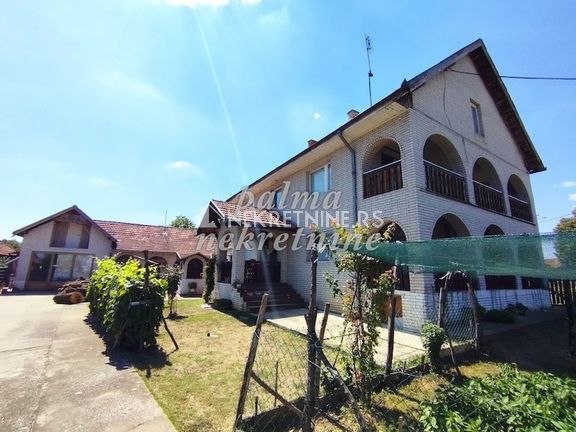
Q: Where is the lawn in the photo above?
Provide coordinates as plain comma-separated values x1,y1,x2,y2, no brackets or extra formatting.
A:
137,299,506,432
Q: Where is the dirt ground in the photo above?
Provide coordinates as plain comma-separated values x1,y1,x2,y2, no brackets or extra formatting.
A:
484,312,576,377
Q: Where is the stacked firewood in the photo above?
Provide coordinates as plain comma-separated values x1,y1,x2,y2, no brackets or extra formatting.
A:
53,280,89,304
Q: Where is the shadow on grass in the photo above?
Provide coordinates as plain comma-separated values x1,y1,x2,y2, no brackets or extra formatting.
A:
84,314,172,376
211,306,257,327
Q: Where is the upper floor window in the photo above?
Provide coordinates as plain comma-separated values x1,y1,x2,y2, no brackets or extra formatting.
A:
273,188,283,208
470,99,484,137
50,219,90,249
310,164,331,193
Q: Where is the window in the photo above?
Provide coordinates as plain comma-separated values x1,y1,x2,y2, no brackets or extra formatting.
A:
28,252,95,283
470,100,484,137
310,164,331,193
50,220,90,249
187,258,203,279
273,188,283,208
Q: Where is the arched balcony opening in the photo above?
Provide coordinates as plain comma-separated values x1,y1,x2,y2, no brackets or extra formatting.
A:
423,134,467,202
432,214,471,291
362,139,403,198
380,221,411,291
483,225,517,290
473,158,505,214
507,175,533,223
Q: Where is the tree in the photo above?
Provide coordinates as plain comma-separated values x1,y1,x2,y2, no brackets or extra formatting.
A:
170,215,196,229
0,239,21,252
554,209,576,266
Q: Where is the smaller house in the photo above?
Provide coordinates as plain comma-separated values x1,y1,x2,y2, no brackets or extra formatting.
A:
12,206,214,294
0,243,17,258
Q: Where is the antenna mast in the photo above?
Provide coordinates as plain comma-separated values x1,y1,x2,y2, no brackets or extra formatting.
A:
365,34,374,107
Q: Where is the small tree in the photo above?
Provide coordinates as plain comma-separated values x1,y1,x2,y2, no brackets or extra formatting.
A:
161,265,182,318
170,215,196,229
203,256,216,303
421,322,447,373
554,209,576,265
325,221,396,404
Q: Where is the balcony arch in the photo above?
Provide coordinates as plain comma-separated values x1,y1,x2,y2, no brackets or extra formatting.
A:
423,134,467,202
507,175,533,223
362,139,403,198
473,158,505,214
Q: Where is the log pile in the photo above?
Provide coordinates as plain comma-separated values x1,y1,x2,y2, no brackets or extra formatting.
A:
53,280,89,304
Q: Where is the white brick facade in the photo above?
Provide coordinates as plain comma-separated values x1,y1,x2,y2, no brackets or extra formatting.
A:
213,44,549,333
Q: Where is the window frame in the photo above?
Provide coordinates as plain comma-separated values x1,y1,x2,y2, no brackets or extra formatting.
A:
470,99,485,137
309,164,332,193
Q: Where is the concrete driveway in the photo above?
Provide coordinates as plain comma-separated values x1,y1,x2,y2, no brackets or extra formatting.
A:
0,295,175,432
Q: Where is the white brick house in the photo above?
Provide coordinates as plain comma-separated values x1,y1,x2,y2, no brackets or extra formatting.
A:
199,39,548,332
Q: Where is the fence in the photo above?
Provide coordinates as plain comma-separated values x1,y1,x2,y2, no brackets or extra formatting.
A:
549,279,576,306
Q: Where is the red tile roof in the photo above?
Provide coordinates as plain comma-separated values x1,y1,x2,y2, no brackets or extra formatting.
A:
211,200,294,229
94,220,215,258
0,243,16,256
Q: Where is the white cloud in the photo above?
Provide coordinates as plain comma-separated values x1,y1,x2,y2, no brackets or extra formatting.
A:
167,160,204,176
569,193,576,201
100,71,163,101
313,112,321,120
258,6,290,28
241,0,261,4
560,180,576,188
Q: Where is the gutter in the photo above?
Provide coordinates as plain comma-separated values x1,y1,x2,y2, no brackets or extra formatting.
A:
337,129,358,225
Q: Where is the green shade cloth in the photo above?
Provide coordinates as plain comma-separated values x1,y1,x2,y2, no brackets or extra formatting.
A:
345,233,576,280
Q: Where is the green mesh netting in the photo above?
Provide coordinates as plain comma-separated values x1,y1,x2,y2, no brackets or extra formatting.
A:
345,233,576,279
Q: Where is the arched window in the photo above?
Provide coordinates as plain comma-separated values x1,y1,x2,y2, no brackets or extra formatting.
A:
423,134,467,202
473,158,504,214
507,175,533,222
187,258,203,279
432,214,471,291
362,140,403,198
483,225,517,290
380,222,410,291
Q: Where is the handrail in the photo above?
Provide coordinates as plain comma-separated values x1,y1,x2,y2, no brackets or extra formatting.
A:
363,160,401,175
509,195,530,205
424,160,465,178
473,180,503,194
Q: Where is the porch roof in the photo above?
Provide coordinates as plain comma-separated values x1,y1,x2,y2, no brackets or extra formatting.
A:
198,200,295,233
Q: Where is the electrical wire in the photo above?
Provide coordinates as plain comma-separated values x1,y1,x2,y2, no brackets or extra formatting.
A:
448,68,576,81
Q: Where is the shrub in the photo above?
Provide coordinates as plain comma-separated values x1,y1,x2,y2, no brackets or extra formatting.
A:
203,256,216,303
421,323,447,373
87,258,167,350
212,298,233,310
484,309,515,324
420,365,576,431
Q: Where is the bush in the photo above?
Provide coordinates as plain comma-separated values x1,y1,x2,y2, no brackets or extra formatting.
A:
421,323,447,373
212,298,232,310
505,302,529,316
87,258,167,350
484,309,515,324
420,365,576,431
203,256,216,303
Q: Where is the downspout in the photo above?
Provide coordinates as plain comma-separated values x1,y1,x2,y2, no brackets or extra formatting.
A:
338,129,358,225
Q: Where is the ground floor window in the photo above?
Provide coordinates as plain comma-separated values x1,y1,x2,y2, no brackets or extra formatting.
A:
28,252,95,283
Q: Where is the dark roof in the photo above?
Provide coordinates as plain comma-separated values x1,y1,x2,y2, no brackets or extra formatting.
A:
94,220,215,258
209,200,294,229
13,205,116,241
0,243,16,256
228,39,544,200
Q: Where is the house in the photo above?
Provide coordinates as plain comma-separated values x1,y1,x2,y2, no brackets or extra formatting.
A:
12,206,214,294
0,243,17,258
198,39,549,333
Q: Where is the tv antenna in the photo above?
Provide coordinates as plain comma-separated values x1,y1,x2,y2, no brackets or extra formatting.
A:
365,34,374,106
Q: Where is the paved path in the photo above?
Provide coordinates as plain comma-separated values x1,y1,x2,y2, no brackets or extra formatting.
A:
0,295,175,432
266,308,425,363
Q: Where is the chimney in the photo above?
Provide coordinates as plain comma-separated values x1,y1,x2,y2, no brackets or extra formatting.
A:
308,139,317,147
347,109,359,120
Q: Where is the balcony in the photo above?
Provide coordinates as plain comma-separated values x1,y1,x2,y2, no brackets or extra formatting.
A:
363,161,403,199
424,161,467,202
473,181,505,214
509,196,533,223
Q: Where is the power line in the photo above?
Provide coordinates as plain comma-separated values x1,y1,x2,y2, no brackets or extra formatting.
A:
448,68,576,81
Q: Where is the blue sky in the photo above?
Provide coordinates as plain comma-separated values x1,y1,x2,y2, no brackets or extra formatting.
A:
1,0,575,239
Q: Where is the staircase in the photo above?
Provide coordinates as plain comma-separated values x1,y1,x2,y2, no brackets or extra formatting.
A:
240,283,306,313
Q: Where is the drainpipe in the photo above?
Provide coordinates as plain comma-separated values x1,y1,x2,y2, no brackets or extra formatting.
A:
338,129,358,225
